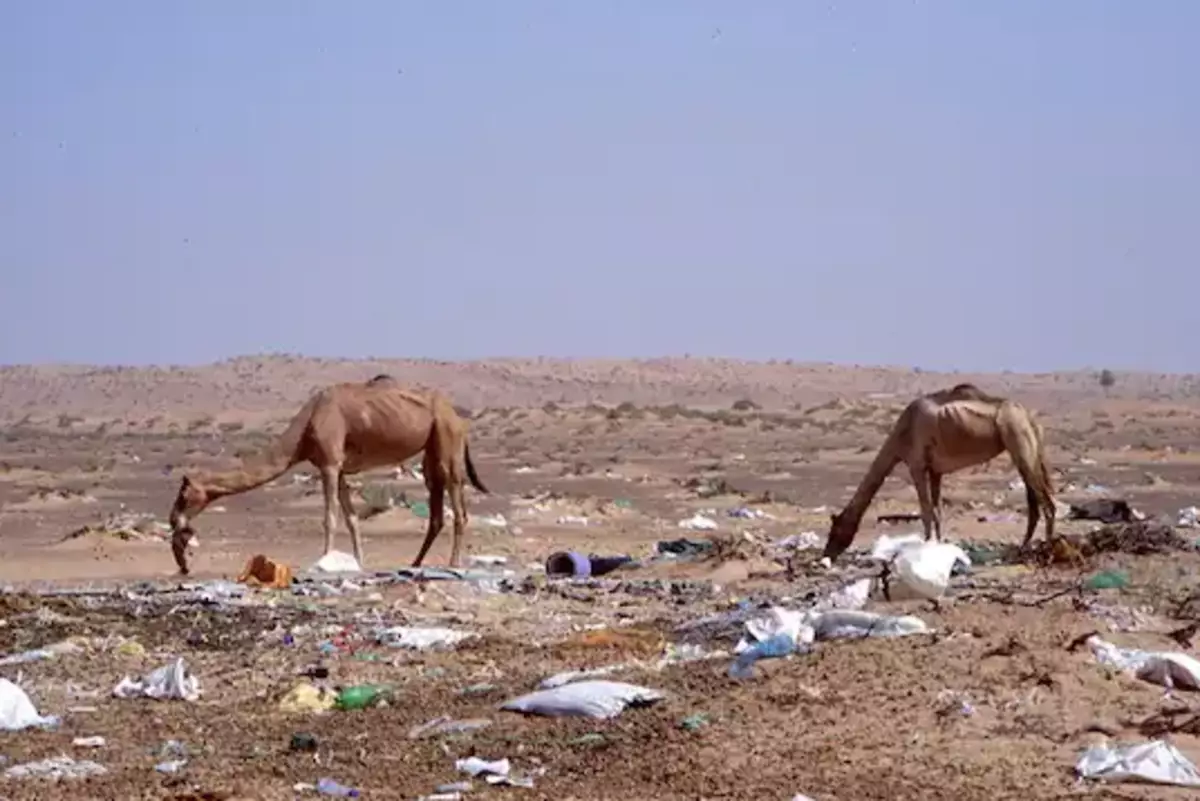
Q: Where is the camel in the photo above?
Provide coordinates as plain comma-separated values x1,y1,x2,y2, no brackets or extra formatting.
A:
821,383,1056,562
167,379,489,575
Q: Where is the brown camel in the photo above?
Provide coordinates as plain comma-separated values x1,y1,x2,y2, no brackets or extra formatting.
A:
821,383,1056,562
167,379,489,575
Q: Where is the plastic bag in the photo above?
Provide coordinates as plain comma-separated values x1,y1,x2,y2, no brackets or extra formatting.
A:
113,657,200,701
501,680,665,719
888,541,971,600
376,626,476,650
1087,636,1200,691
1076,739,1200,786
0,678,60,731
812,610,930,640
309,551,362,574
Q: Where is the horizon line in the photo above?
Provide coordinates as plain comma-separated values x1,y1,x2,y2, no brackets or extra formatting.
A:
0,352,1184,378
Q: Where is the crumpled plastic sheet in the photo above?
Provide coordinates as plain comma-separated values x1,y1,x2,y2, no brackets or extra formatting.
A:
501,680,665,719
113,657,200,701
1087,635,1200,691
4,755,107,780
376,626,477,650
0,678,60,731
1076,739,1200,786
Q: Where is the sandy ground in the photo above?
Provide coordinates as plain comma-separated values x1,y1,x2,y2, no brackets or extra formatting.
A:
2,357,1200,799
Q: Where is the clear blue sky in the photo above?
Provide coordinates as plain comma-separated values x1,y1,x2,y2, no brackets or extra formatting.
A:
2,1,1197,372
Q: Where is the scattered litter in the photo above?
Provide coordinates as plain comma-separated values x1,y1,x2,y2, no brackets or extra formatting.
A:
1178,506,1200,528
538,664,630,689
501,680,665,719
309,551,362,574
71,736,105,748
279,682,337,714
290,732,320,752
335,684,394,711
3,755,107,780
408,716,493,740
1085,570,1130,590
544,551,633,578
1076,739,1200,787
555,515,589,526
728,506,771,519
679,712,710,731
678,514,718,531
655,538,714,557
476,513,509,528
935,689,976,718
878,513,921,525
0,638,86,667
1087,636,1200,691
467,554,507,567
456,756,509,778
1070,499,1136,524
112,658,200,701
237,554,294,588
315,776,361,797
811,578,872,612
0,678,60,731
376,626,476,650
730,607,814,678
776,531,821,551
155,759,186,774
879,540,971,601
811,610,930,640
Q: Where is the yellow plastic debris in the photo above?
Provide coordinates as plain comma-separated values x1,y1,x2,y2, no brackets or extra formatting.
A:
279,682,337,714
114,639,146,657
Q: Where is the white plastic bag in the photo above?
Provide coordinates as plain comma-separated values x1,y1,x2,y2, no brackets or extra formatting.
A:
376,626,476,650
888,541,971,600
1087,636,1200,691
538,664,629,690
812,610,930,640
501,680,664,719
737,607,816,654
0,678,60,731
1076,740,1200,786
678,514,718,531
309,550,362,573
113,657,200,701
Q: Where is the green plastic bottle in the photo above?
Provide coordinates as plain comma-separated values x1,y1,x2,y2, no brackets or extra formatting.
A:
335,684,393,710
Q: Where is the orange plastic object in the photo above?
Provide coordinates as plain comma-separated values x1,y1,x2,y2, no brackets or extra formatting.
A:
237,554,294,589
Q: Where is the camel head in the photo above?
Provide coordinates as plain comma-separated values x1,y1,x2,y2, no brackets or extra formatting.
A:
821,511,858,562
168,475,210,574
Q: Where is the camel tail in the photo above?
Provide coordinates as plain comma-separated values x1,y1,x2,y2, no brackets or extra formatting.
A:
464,442,489,494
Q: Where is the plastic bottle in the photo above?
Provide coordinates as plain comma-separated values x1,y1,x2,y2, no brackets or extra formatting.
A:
335,684,393,710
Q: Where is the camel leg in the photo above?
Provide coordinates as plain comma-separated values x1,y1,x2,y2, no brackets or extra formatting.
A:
446,472,468,569
929,470,944,542
411,451,446,567
319,466,340,555
908,463,936,541
336,473,365,567
1020,479,1042,549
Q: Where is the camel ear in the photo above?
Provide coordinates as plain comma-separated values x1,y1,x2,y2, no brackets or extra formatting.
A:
829,512,840,525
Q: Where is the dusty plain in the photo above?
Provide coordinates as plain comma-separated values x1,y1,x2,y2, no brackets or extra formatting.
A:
2,356,1200,800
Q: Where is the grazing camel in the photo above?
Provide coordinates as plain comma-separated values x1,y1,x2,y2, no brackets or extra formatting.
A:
167,379,489,575
821,383,1056,562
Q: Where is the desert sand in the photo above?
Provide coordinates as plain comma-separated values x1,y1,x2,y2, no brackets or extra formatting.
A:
1,356,1199,799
